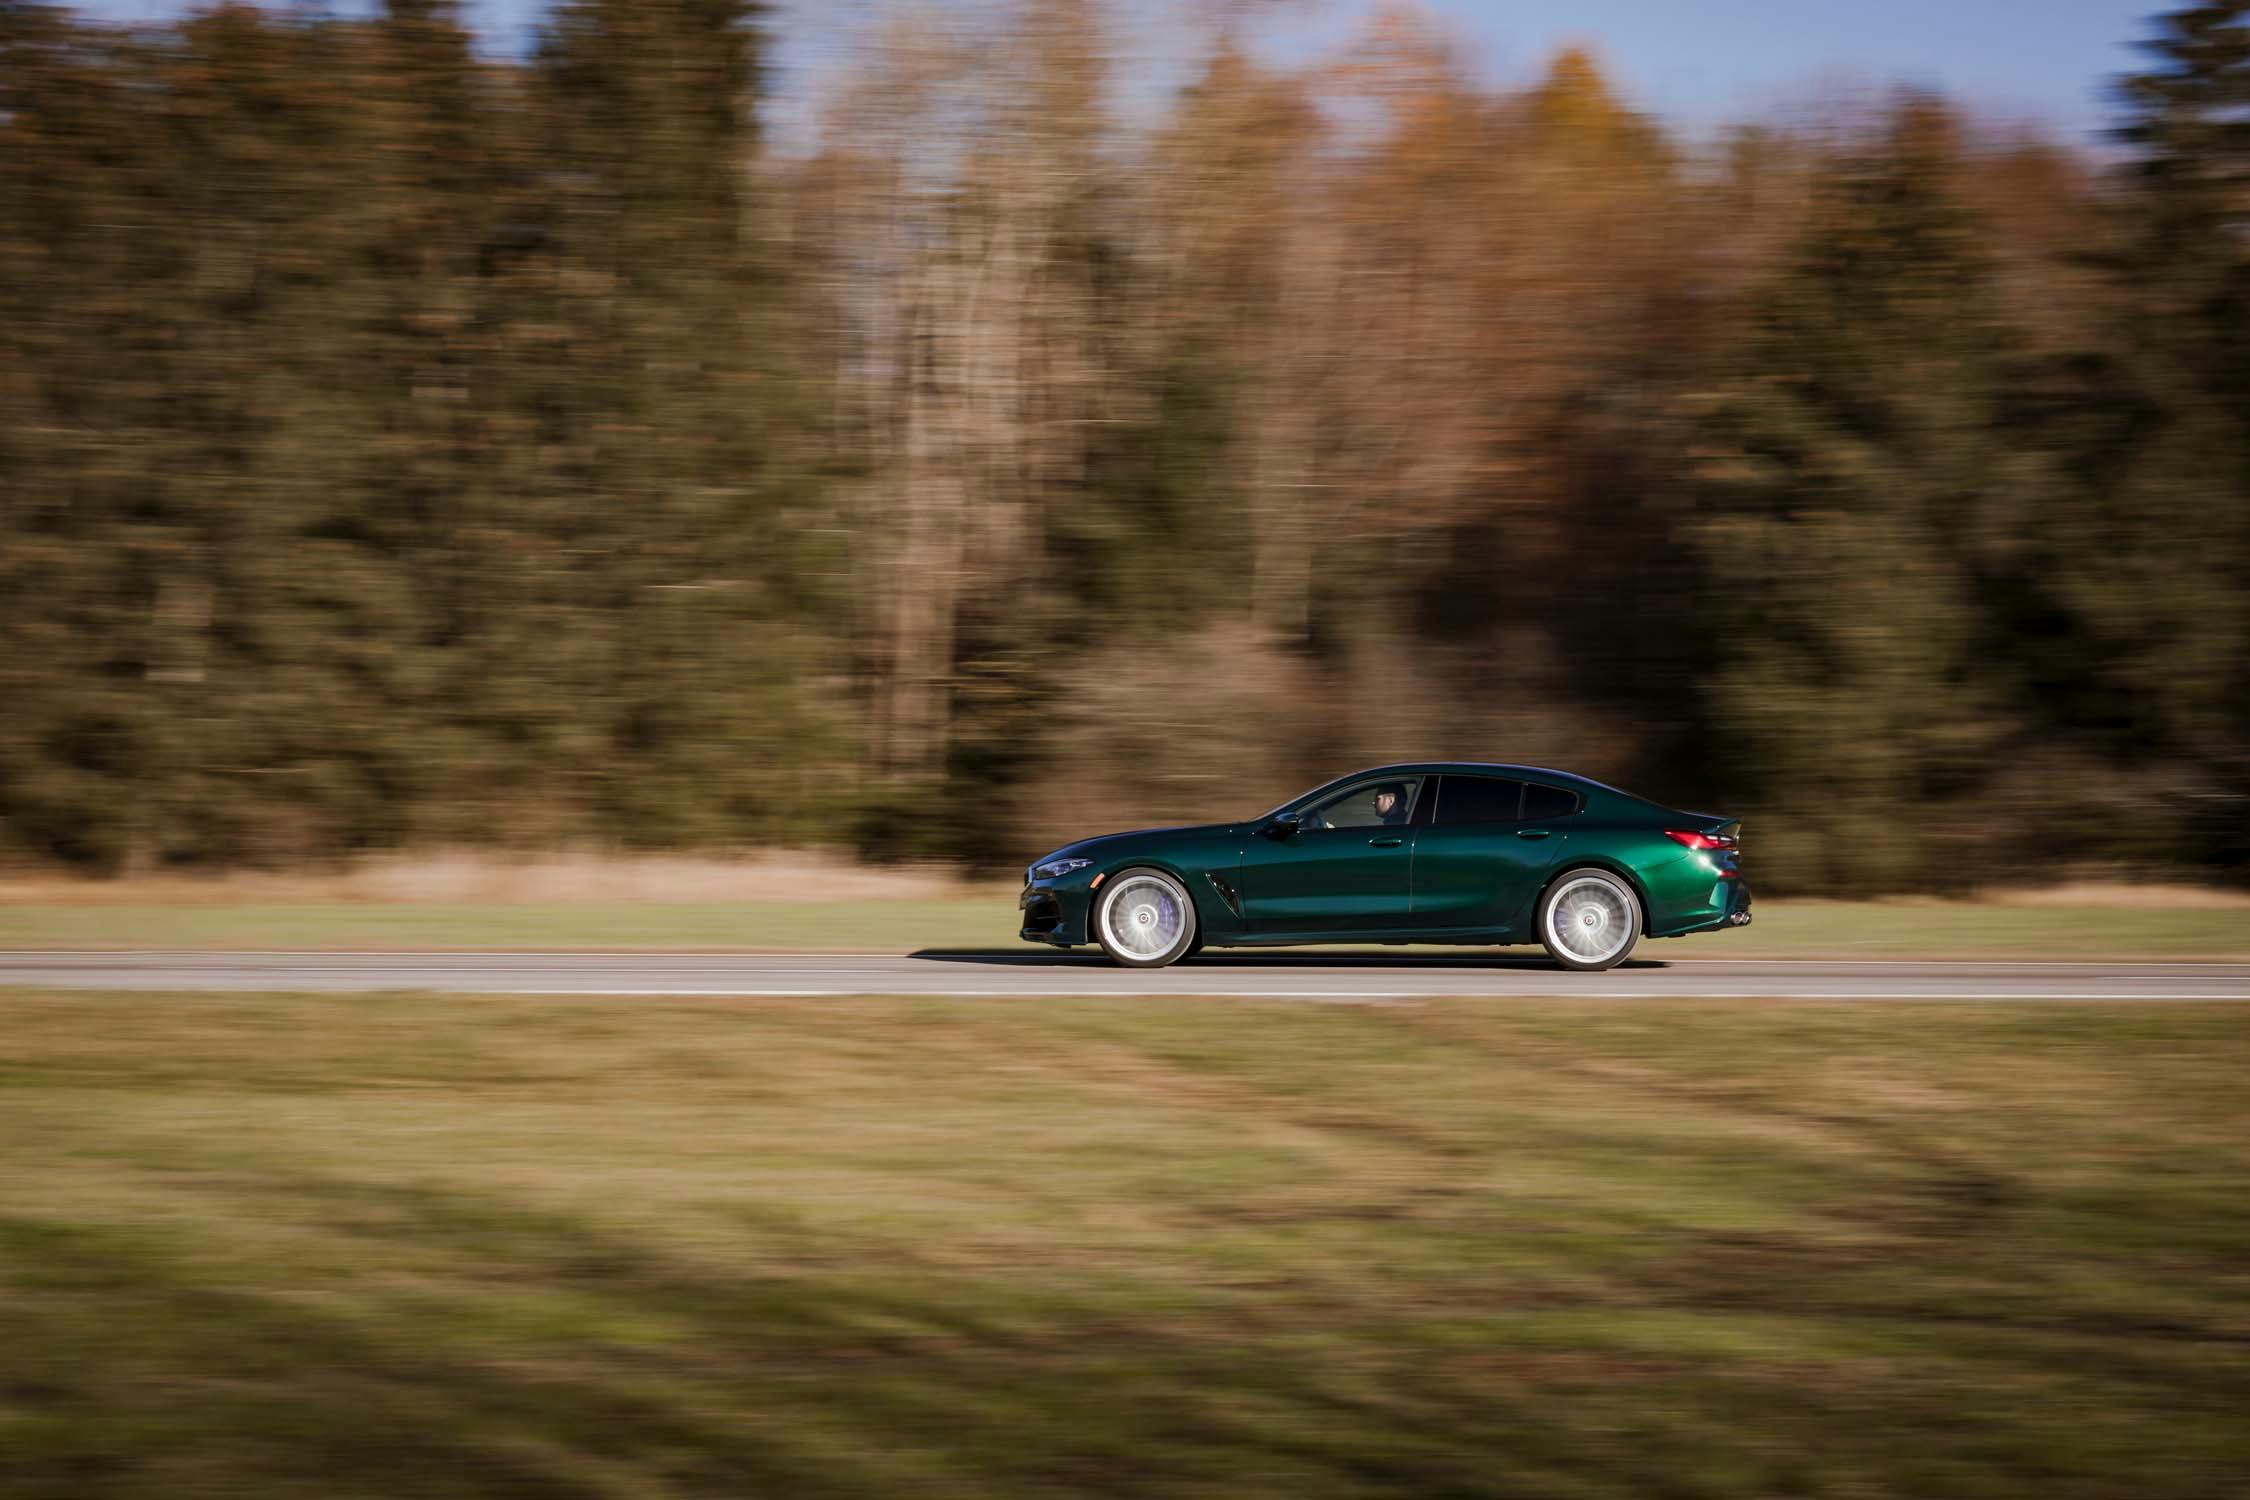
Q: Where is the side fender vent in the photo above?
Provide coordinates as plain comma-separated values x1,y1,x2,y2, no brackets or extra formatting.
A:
1204,872,1243,918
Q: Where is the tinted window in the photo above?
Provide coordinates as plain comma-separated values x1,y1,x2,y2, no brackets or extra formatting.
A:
1304,777,1422,830
1521,782,1581,821
1433,776,1523,825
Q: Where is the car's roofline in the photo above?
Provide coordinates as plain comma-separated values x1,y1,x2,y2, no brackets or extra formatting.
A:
1266,762,1655,820
1344,762,1636,796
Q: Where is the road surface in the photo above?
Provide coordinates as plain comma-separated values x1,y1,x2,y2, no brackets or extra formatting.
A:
2,951,2247,1000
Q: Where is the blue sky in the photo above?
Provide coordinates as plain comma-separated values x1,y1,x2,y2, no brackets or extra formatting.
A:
1436,0,2150,138
75,0,2161,143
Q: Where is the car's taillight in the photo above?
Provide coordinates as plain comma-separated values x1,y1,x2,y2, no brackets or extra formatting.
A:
1666,829,1736,852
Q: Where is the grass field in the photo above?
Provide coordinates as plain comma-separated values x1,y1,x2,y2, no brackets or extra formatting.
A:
3,988,2245,1496
0,893,2245,957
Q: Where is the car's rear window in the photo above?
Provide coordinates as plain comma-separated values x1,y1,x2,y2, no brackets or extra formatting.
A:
1521,782,1582,820
1432,776,1523,825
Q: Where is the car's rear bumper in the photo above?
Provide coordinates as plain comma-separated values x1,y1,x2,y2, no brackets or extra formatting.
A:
1656,878,1751,937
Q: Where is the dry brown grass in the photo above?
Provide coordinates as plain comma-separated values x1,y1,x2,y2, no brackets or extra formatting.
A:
7,848,2241,916
0,849,1001,907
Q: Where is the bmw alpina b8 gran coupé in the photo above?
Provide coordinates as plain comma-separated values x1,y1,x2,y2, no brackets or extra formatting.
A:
1019,763,1750,971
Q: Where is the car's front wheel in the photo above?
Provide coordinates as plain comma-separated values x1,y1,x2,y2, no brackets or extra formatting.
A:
1093,868,1198,968
1538,868,1642,971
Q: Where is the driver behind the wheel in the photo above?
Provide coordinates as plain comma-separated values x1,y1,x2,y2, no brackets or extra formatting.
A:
1306,782,1410,831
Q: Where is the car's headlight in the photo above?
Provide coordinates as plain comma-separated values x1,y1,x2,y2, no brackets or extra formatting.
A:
1032,857,1093,880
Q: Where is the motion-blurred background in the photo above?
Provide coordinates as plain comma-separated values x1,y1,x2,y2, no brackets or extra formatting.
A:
4,0,2247,889
8,13,2250,1498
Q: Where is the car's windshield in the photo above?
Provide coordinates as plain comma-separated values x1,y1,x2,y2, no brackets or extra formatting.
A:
1256,779,1339,822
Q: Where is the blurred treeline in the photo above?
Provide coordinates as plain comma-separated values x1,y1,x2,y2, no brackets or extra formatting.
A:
3,0,2247,889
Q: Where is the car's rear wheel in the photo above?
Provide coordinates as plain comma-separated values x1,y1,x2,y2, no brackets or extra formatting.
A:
1538,868,1641,971
1093,868,1197,968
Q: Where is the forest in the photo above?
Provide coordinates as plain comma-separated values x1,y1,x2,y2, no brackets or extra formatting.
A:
3,0,2246,890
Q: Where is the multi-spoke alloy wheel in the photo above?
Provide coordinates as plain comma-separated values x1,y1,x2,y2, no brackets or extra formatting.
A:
1094,868,1197,968
1538,869,1641,971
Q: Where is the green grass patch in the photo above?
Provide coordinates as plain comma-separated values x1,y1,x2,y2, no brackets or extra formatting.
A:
1,989,2245,1496
1715,898,2250,959
0,894,2246,957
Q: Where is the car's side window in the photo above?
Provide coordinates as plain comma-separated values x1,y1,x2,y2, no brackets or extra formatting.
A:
1431,776,1524,826
1303,777,1423,831
1520,782,1581,821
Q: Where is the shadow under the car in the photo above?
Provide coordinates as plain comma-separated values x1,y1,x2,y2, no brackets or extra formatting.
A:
909,948,1670,970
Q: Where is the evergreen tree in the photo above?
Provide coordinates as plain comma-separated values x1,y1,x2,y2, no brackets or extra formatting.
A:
3,2,2246,885
1693,101,2018,888
2094,1,2250,866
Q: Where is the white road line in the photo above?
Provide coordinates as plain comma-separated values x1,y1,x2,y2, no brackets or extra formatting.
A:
495,989,1429,1001
1571,992,2250,1001
5,951,2248,967
459,989,2250,1002
7,952,2250,1002
1663,958,2250,969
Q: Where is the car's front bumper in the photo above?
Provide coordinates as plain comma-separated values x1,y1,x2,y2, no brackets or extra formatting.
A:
1019,882,1092,946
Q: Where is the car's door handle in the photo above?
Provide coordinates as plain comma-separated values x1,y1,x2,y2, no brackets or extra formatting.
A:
1517,829,1552,840
1368,836,1405,848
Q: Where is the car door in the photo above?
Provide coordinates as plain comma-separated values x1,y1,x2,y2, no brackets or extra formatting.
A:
1238,776,1423,934
1409,775,1577,935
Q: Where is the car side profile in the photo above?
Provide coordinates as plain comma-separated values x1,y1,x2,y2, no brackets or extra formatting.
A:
1018,763,1750,971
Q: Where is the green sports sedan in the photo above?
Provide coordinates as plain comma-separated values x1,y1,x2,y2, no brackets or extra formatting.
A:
1019,763,1750,971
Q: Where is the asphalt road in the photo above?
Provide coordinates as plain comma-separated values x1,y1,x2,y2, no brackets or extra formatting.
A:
2,951,2247,1000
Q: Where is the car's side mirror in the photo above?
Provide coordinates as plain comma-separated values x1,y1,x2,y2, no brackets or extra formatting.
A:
1261,813,1303,840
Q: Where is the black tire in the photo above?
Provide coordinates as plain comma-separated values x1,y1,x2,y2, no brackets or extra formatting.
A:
1537,867,1642,972
1092,867,1198,969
